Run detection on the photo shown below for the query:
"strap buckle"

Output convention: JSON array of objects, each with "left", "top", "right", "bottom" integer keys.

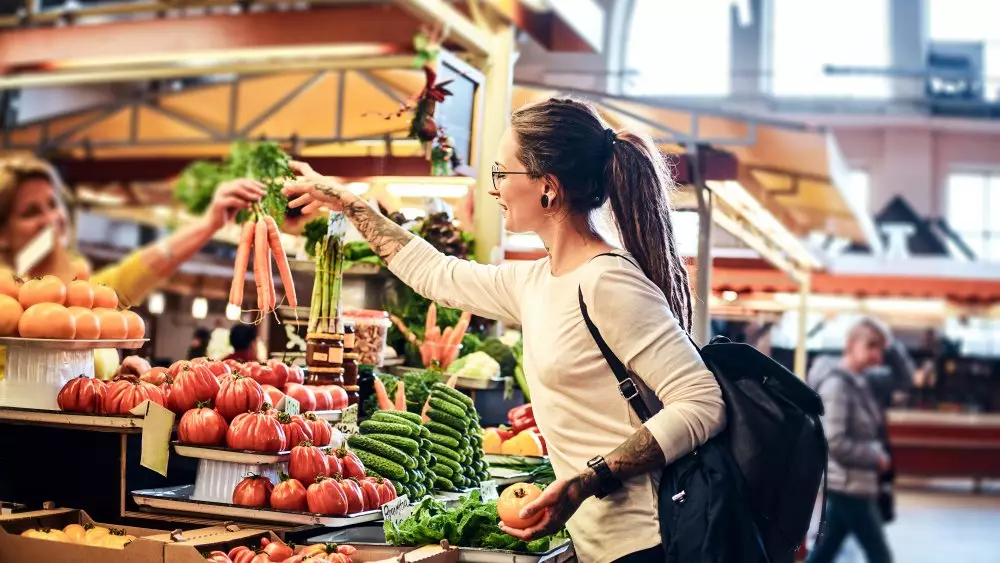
[{"left": 618, "top": 377, "right": 639, "bottom": 401}]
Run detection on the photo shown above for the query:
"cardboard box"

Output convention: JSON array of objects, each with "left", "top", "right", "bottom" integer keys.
[
  {"left": 144, "top": 526, "right": 274, "bottom": 563},
  {"left": 0, "top": 508, "right": 167, "bottom": 563}
]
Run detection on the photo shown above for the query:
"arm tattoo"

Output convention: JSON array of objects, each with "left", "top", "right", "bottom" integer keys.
[
  {"left": 605, "top": 426, "right": 667, "bottom": 481},
  {"left": 314, "top": 182, "right": 414, "bottom": 264}
]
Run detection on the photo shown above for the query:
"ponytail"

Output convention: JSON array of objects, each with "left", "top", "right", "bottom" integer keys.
[{"left": 604, "top": 132, "right": 692, "bottom": 332}]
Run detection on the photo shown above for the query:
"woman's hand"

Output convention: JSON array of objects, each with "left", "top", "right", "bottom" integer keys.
[
  {"left": 206, "top": 179, "right": 265, "bottom": 229},
  {"left": 282, "top": 160, "right": 358, "bottom": 214},
  {"left": 498, "top": 473, "right": 595, "bottom": 541}
]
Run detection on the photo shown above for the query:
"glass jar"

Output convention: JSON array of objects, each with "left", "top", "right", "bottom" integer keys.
[
  {"left": 357, "top": 365, "right": 376, "bottom": 414},
  {"left": 306, "top": 366, "right": 345, "bottom": 386},
  {"left": 306, "top": 333, "right": 344, "bottom": 370},
  {"left": 344, "top": 384, "right": 360, "bottom": 406},
  {"left": 343, "top": 310, "right": 391, "bottom": 367},
  {"left": 343, "top": 352, "right": 359, "bottom": 387},
  {"left": 343, "top": 320, "right": 357, "bottom": 353}
]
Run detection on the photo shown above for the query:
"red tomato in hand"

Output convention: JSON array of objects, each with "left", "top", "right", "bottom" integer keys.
[
  {"left": 277, "top": 412, "right": 314, "bottom": 447},
  {"left": 216, "top": 373, "right": 265, "bottom": 421},
  {"left": 324, "top": 448, "right": 343, "bottom": 476},
  {"left": 312, "top": 387, "right": 333, "bottom": 411},
  {"left": 270, "top": 474, "right": 308, "bottom": 512},
  {"left": 57, "top": 375, "right": 105, "bottom": 414},
  {"left": 306, "top": 476, "right": 348, "bottom": 515},
  {"left": 289, "top": 442, "right": 329, "bottom": 485},
  {"left": 336, "top": 447, "right": 366, "bottom": 480},
  {"left": 265, "top": 359, "right": 290, "bottom": 389},
  {"left": 283, "top": 383, "right": 317, "bottom": 412},
  {"left": 177, "top": 404, "right": 228, "bottom": 446},
  {"left": 356, "top": 477, "right": 381, "bottom": 510},
  {"left": 232, "top": 474, "right": 273, "bottom": 507},
  {"left": 497, "top": 483, "right": 544, "bottom": 529},
  {"left": 167, "top": 364, "right": 220, "bottom": 413},
  {"left": 103, "top": 376, "right": 166, "bottom": 414},
  {"left": 286, "top": 364, "right": 304, "bottom": 385},
  {"left": 303, "top": 413, "right": 333, "bottom": 446},
  {"left": 226, "top": 410, "right": 287, "bottom": 452}
]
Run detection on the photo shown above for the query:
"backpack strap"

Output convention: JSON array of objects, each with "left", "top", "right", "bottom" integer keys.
[{"left": 579, "top": 252, "right": 655, "bottom": 422}]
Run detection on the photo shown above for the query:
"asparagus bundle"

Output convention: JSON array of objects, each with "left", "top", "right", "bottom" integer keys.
[{"left": 307, "top": 213, "right": 348, "bottom": 334}]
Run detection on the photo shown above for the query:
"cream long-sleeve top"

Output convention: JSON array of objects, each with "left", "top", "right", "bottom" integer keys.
[{"left": 388, "top": 238, "right": 726, "bottom": 563}]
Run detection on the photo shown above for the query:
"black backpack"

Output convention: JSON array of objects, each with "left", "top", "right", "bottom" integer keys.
[{"left": 579, "top": 264, "right": 827, "bottom": 563}]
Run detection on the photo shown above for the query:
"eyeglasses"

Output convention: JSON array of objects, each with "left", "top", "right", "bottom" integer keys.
[{"left": 491, "top": 163, "right": 533, "bottom": 190}]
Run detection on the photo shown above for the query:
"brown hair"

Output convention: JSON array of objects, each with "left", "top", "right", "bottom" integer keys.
[
  {"left": 510, "top": 98, "right": 692, "bottom": 331},
  {"left": 0, "top": 156, "right": 67, "bottom": 228}
]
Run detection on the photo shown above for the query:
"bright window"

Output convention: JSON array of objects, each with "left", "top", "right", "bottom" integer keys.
[
  {"left": 929, "top": 0, "right": 1000, "bottom": 101},
  {"left": 945, "top": 317, "right": 1000, "bottom": 357},
  {"left": 847, "top": 170, "right": 872, "bottom": 215},
  {"left": 771, "top": 0, "right": 890, "bottom": 97},
  {"left": 624, "top": 0, "right": 733, "bottom": 96},
  {"left": 945, "top": 172, "right": 1000, "bottom": 261}
]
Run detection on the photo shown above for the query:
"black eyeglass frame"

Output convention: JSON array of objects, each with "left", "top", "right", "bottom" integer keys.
[{"left": 491, "top": 163, "right": 535, "bottom": 190}]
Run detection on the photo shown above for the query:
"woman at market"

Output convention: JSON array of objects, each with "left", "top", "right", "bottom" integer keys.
[
  {"left": 0, "top": 155, "right": 264, "bottom": 375},
  {"left": 284, "top": 97, "right": 726, "bottom": 563}
]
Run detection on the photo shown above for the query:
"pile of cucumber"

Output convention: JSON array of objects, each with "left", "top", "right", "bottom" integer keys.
[
  {"left": 423, "top": 383, "right": 489, "bottom": 491},
  {"left": 347, "top": 383, "right": 489, "bottom": 498}
]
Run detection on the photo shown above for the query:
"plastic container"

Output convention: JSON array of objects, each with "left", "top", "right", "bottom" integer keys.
[
  {"left": 342, "top": 310, "right": 391, "bottom": 367},
  {"left": 191, "top": 459, "right": 287, "bottom": 504},
  {"left": 0, "top": 345, "right": 94, "bottom": 409}
]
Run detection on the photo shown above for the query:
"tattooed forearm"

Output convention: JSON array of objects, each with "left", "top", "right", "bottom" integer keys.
[
  {"left": 313, "top": 182, "right": 414, "bottom": 264},
  {"left": 605, "top": 426, "right": 666, "bottom": 481}
]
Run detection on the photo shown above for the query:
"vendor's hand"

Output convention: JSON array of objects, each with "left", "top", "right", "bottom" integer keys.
[
  {"left": 207, "top": 179, "right": 266, "bottom": 229},
  {"left": 499, "top": 474, "right": 594, "bottom": 541},
  {"left": 119, "top": 355, "right": 151, "bottom": 378},
  {"left": 282, "top": 161, "right": 357, "bottom": 214}
]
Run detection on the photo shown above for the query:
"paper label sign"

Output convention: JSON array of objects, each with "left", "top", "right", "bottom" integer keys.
[
  {"left": 335, "top": 403, "right": 360, "bottom": 437},
  {"left": 479, "top": 480, "right": 499, "bottom": 502},
  {"left": 130, "top": 400, "right": 176, "bottom": 477},
  {"left": 381, "top": 495, "right": 411, "bottom": 526},
  {"left": 284, "top": 396, "right": 300, "bottom": 415}
]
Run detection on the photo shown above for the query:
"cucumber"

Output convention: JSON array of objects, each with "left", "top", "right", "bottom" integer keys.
[
  {"left": 471, "top": 434, "right": 484, "bottom": 446},
  {"left": 371, "top": 412, "right": 421, "bottom": 432},
  {"left": 432, "top": 384, "right": 474, "bottom": 408},
  {"left": 431, "top": 463, "right": 454, "bottom": 478},
  {"left": 429, "top": 442, "right": 460, "bottom": 462},
  {"left": 433, "top": 392, "right": 468, "bottom": 413},
  {"left": 434, "top": 476, "right": 455, "bottom": 491},
  {"left": 377, "top": 410, "right": 423, "bottom": 426},
  {"left": 434, "top": 454, "right": 461, "bottom": 474},
  {"left": 426, "top": 432, "right": 460, "bottom": 449},
  {"left": 464, "top": 466, "right": 476, "bottom": 480},
  {"left": 423, "top": 421, "right": 461, "bottom": 441},
  {"left": 418, "top": 425, "right": 430, "bottom": 439},
  {"left": 364, "top": 433, "right": 420, "bottom": 456},
  {"left": 451, "top": 474, "right": 468, "bottom": 488},
  {"left": 348, "top": 434, "right": 417, "bottom": 469},
  {"left": 359, "top": 420, "right": 414, "bottom": 437},
  {"left": 427, "top": 409, "right": 466, "bottom": 432},
  {"left": 352, "top": 449, "right": 406, "bottom": 481},
  {"left": 428, "top": 397, "right": 466, "bottom": 420}
]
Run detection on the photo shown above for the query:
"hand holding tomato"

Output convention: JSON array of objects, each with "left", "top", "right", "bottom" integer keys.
[{"left": 498, "top": 478, "right": 590, "bottom": 541}]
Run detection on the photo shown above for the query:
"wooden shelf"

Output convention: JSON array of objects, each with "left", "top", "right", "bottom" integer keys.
[{"left": 0, "top": 407, "right": 145, "bottom": 433}]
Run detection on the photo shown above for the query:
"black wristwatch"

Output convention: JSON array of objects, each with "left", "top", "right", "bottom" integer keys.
[{"left": 587, "top": 455, "right": 621, "bottom": 499}]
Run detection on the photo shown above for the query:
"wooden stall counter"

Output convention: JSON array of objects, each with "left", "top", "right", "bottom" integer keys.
[{"left": 888, "top": 409, "right": 1000, "bottom": 491}]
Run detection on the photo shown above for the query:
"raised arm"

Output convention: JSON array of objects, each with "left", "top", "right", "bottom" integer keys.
[{"left": 283, "top": 161, "right": 530, "bottom": 324}]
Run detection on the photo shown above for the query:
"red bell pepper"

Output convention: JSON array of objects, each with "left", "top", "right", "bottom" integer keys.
[{"left": 496, "top": 425, "right": 515, "bottom": 441}]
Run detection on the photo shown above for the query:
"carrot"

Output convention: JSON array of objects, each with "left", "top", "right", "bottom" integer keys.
[
  {"left": 264, "top": 216, "right": 297, "bottom": 309},
  {"left": 373, "top": 377, "right": 395, "bottom": 411},
  {"left": 230, "top": 221, "right": 255, "bottom": 308},
  {"left": 447, "top": 312, "right": 472, "bottom": 349},
  {"left": 254, "top": 217, "right": 269, "bottom": 314},
  {"left": 394, "top": 380, "right": 406, "bottom": 411},
  {"left": 265, "top": 244, "right": 276, "bottom": 312},
  {"left": 426, "top": 303, "right": 437, "bottom": 338}
]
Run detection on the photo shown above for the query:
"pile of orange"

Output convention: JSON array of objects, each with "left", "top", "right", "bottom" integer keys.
[{"left": 0, "top": 270, "right": 144, "bottom": 340}]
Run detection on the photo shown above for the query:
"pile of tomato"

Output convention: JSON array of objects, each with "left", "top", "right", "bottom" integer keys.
[
  {"left": 208, "top": 537, "right": 359, "bottom": 563},
  {"left": 0, "top": 271, "right": 144, "bottom": 340}
]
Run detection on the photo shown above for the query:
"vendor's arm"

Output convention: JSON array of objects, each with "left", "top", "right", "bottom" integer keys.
[
  {"left": 92, "top": 180, "right": 263, "bottom": 308},
  {"left": 503, "top": 260, "right": 726, "bottom": 540},
  {"left": 283, "top": 161, "right": 531, "bottom": 324}
]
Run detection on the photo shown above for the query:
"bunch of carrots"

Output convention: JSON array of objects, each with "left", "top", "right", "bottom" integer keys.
[
  {"left": 229, "top": 207, "right": 296, "bottom": 320},
  {"left": 389, "top": 303, "right": 470, "bottom": 370}
]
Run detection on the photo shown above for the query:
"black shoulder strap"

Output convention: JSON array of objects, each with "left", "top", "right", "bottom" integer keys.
[{"left": 578, "top": 252, "right": 655, "bottom": 423}]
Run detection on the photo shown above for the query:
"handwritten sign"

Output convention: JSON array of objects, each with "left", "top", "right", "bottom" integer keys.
[
  {"left": 335, "top": 404, "right": 359, "bottom": 438},
  {"left": 479, "top": 480, "right": 499, "bottom": 502},
  {"left": 283, "top": 396, "right": 300, "bottom": 416},
  {"left": 381, "top": 495, "right": 411, "bottom": 527},
  {"left": 131, "top": 400, "right": 175, "bottom": 477}
]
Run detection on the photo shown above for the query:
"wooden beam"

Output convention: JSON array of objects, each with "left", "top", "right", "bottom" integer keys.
[
  {"left": 484, "top": 0, "right": 604, "bottom": 53},
  {"left": 391, "top": 0, "right": 491, "bottom": 58}
]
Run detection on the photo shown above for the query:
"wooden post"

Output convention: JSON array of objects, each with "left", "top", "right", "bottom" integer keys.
[{"left": 794, "top": 271, "right": 811, "bottom": 379}]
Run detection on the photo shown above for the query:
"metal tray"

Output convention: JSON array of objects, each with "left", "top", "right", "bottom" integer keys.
[
  {"left": 307, "top": 525, "right": 574, "bottom": 563},
  {"left": 172, "top": 442, "right": 290, "bottom": 464},
  {"left": 0, "top": 337, "right": 148, "bottom": 350},
  {"left": 131, "top": 485, "right": 383, "bottom": 527},
  {"left": 311, "top": 410, "right": 342, "bottom": 423},
  {"left": 0, "top": 406, "right": 145, "bottom": 430},
  {"left": 484, "top": 454, "right": 549, "bottom": 467}
]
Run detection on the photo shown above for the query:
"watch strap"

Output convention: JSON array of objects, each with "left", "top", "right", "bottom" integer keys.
[{"left": 587, "top": 455, "right": 621, "bottom": 498}]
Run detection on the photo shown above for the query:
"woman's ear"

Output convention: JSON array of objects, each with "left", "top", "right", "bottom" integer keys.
[{"left": 542, "top": 173, "right": 562, "bottom": 207}]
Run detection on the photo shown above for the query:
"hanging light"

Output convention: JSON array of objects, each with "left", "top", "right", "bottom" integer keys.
[
  {"left": 225, "top": 303, "right": 241, "bottom": 321},
  {"left": 191, "top": 297, "right": 209, "bottom": 320},
  {"left": 147, "top": 292, "right": 165, "bottom": 315}
]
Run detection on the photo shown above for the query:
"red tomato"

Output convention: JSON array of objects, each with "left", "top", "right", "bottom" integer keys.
[
  {"left": 167, "top": 360, "right": 193, "bottom": 379},
  {"left": 228, "top": 546, "right": 270, "bottom": 563},
  {"left": 167, "top": 364, "right": 220, "bottom": 413},
  {"left": 356, "top": 477, "right": 381, "bottom": 510},
  {"left": 216, "top": 373, "right": 266, "bottom": 421},
  {"left": 327, "top": 385, "right": 349, "bottom": 410},
  {"left": 226, "top": 410, "right": 287, "bottom": 452},
  {"left": 205, "top": 361, "right": 231, "bottom": 378},
  {"left": 284, "top": 383, "right": 317, "bottom": 412},
  {"left": 177, "top": 405, "right": 228, "bottom": 446},
  {"left": 336, "top": 447, "right": 366, "bottom": 480},
  {"left": 277, "top": 412, "right": 314, "bottom": 448},
  {"left": 140, "top": 367, "right": 171, "bottom": 387},
  {"left": 286, "top": 364, "right": 305, "bottom": 385},
  {"left": 265, "top": 359, "right": 290, "bottom": 389},
  {"left": 18, "top": 275, "right": 66, "bottom": 308},
  {"left": 337, "top": 477, "right": 365, "bottom": 514},
  {"left": 312, "top": 387, "right": 333, "bottom": 411},
  {"left": 497, "top": 483, "right": 544, "bottom": 529},
  {"left": 242, "top": 362, "right": 283, "bottom": 389},
  {"left": 204, "top": 550, "right": 232, "bottom": 563},
  {"left": 103, "top": 376, "right": 166, "bottom": 415},
  {"left": 223, "top": 359, "right": 243, "bottom": 372},
  {"left": 367, "top": 476, "right": 397, "bottom": 505},
  {"left": 57, "top": 375, "right": 105, "bottom": 414},
  {"left": 324, "top": 448, "right": 343, "bottom": 477},
  {"left": 270, "top": 474, "right": 308, "bottom": 512},
  {"left": 289, "top": 442, "right": 329, "bottom": 485},
  {"left": 261, "top": 384, "right": 285, "bottom": 407},
  {"left": 303, "top": 413, "right": 333, "bottom": 447},
  {"left": 259, "top": 537, "right": 293, "bottom": 561},
  {"left": 232, "top": 474, "right": 273, "bottom": 507},
  {"left": 306, "top": 477, "right": 348, "bottom": 515}
]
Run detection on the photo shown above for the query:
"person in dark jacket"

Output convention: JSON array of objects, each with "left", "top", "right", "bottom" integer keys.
[
  {"left": 806, "top": 318, "right": 894, "bottom": 563},
  {"left": 224, "top": 324, "right": 258, "bottom": 363}
]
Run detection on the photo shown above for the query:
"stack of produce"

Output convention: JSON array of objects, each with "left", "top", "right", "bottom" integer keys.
[
  {"left": 348, "top": 409, "right": 433, "bottom": 499},
  {"left": 210, "top": 537, "right": 359, "bottom": 563},
  {"left": 19, "top": 524, "right": 136, "bottom": 549},
  {"left": 483, "top": 404, "right": 547, "bottom": 456},
  {"left": 423, "top": 383, "right": 489, "bottom": 490}
]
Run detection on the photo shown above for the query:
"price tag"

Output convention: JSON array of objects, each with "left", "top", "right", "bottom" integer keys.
[
  {"left": 335, "top": 403, "right": 359, "bottom": 437},
  {"left": 480, "top": 480, "right": 499, "bottom": 502},
  {"left": 381, "top": 495, "right": 411, "bottom": 526},
  {"left": 284, "top": 396, "right": 300, "bottom": 415},
  {"left": 130, "top": 400, "right": 176, "bottom": 477}
]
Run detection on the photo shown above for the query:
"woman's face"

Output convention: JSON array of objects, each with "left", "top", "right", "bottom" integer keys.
[
  {"left": 1, "top": 177, "right": 70, "bottom": 255},
  {"left": 490, "top": 128, "right": 547, "bottom": 234}
]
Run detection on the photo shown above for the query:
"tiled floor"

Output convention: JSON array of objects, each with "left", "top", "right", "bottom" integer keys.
[{"left": 822, "top": 479, "right": 1000, "bottom": 563}]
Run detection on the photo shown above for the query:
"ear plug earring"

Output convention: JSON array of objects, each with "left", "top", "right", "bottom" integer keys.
[{"left": 541, "top": 194, "right": 550, "bottom": 208}]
